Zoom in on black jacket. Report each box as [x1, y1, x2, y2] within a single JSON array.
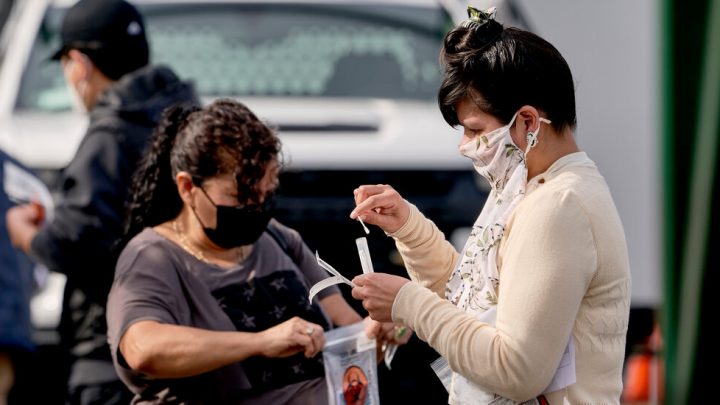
[[30, 65, 198, 361]]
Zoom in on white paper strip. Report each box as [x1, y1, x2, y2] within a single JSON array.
[[309, 276, 349, 303], [308, 252, 356, 302], [3, 160, 55, 221]]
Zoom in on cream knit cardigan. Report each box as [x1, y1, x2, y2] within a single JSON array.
[[390, 153, 631, 404]]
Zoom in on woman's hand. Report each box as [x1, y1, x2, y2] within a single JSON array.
[[351, 273, 411, 323], [363, 317, 413, 363], [367, 319, 412, 346], [363, 316, 383, 340], [379, 323, 413, 346], [258, 317, 325, 359], [350, 184, 410, 234]]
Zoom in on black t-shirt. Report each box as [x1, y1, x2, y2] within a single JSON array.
[[107, 220, 340, 404]]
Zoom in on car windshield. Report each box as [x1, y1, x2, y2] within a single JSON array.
[[16, 2, 452, 112]]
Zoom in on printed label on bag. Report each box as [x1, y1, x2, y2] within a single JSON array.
[[342, 365, 369, 405]]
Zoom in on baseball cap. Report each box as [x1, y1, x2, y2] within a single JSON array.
[[50, 0, 149, 80]]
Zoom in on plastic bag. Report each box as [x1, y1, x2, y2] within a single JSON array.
[[323, 321, 380, 405]]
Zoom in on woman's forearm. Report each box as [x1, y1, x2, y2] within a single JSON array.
[[390, 204, 459, 295], [119, 320, 263, 379], [320, 293, 363, 326]]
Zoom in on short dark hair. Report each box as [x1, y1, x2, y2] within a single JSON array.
[[438, 20, 576, 132]]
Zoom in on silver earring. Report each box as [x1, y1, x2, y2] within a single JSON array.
[[526, 131, 538, 148]]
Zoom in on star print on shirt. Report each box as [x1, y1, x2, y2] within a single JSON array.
[[241, 313, 256, 328], [243, 285, 255, 301], [297, 298, 312, 310], [271, 305, 286, 319], [292, 364, 305, 375], [269, 278, 287, 291]]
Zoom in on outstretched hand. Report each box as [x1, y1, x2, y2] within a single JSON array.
[[350, 184, 410, 234], [351, 273, 411, 323], [258, 317, 326, 359]]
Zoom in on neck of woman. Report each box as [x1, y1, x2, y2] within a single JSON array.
[[526, 129, 580, 180], [169, 211, 249, 267]]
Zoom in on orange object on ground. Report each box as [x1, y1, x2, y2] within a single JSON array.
[[622, 325, 664, 402]]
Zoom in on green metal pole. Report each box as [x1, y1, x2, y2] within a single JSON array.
[[675, 0, 720, 402]]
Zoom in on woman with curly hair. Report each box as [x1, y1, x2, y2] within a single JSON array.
[[106, 99, 381, 404]]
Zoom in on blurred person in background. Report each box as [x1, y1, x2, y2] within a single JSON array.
[[5, 0, 198, 403], [108, 99, 408, 404], [0, 150, 34, 405], [350, 7, 630, 405]]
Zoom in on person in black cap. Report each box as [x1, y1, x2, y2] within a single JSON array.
[[6, 0, 198, 403]]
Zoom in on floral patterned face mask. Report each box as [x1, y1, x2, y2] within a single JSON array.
[[458, 112, 520, 185], [458, 111, 551, 189]]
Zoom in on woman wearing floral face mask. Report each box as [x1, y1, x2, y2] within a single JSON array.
[[105, 99, 401, 404], [350, 7, 630, 405]]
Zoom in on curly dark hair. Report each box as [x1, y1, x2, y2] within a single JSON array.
[[438, 19, 576, 132], [124, 99, 281, 241]]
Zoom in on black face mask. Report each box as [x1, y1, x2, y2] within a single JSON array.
[[193, 187, 272, 249]]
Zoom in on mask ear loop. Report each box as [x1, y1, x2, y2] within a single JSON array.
[[524, 117, 552, 155]]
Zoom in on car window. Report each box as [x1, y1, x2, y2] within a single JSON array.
[[16, 3, 452, 112]]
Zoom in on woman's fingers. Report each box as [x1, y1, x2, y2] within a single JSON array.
[[353, 184, 390, 206], [351, 185, 397, 218], [307, 324, 325, 357], [363, 317, 382, 339], [293, 330, 314, 357], [350, 185, 409, 233], [268, 317, 325, 358], [293, 321, 324, 358], [350, 274, 410, 322], [351, 277, 367, 300]]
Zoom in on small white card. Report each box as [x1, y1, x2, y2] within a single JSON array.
[[3, 160, 54, 221]]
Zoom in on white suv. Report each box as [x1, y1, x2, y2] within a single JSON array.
[[1, 0, 486, 284]]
